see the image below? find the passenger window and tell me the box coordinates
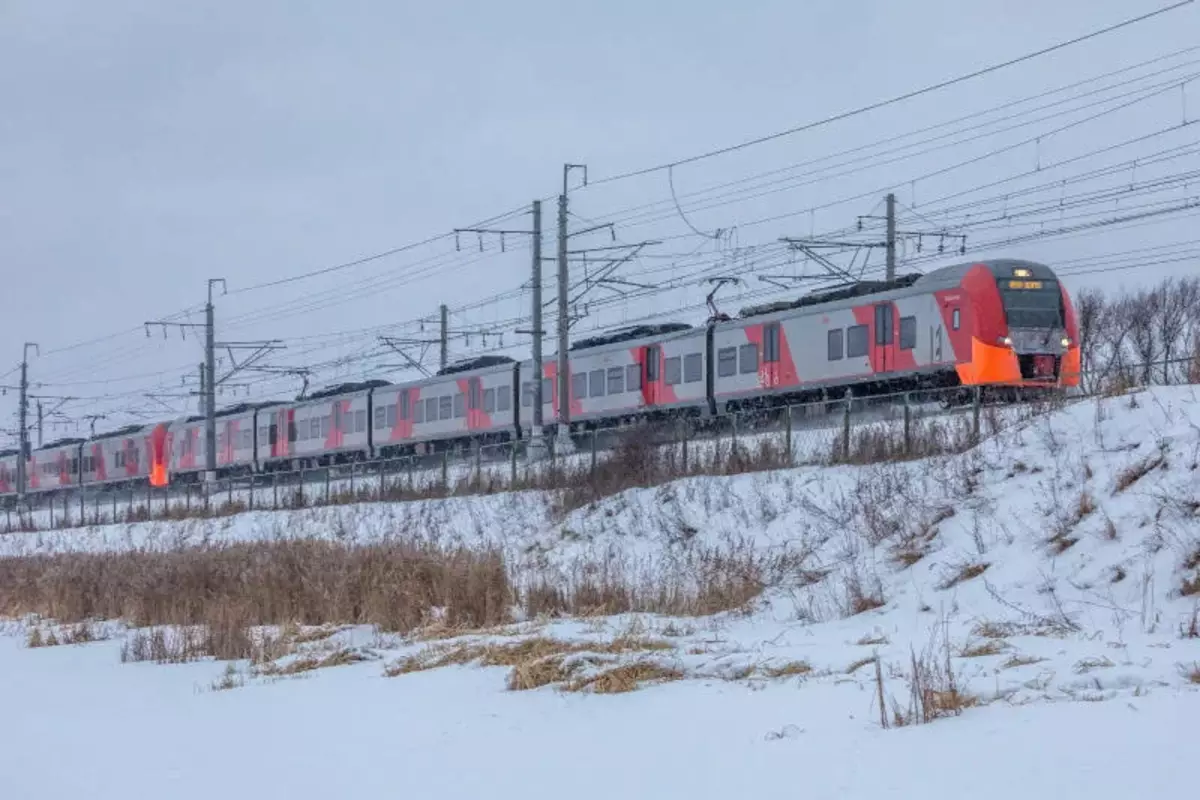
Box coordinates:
[439,396,452,420]
[664,356,682,385]
[607,367,624,395]
[739,343,758,375]
[572,372,588,401]
[453,394,465,418]
[386,404,397,427]
[683,353,703,383]
[847,325,869,358]
[626,364,641,391]
[414,399,424,423]
[356,409,367,432]
[646,346,660,381]
[375,407,386,429]
[521,381,532,408]
[589,369,605,397]
[717,347,737,378]
[427,397,438,422]
[827,329,844,361]
[484,388,496,413]
[899,316,917,350]
[496,385,510,412]
[399,393,410,420]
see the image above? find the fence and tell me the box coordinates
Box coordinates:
[2,358,1196,534]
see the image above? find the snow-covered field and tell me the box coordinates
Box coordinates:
[2,386,1198,799]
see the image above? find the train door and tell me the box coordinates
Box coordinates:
[873,303,894,373]
[645,345,661,406]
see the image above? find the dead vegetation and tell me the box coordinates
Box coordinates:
[383,632,678,694]
[25,622,108,648]
[877,623,980,729]
[937,561,990,591]
[761,660,813,678]
[564,661,684,694]
[1114,452,1166,494]
[1000,653,1047,669]
[1183,663,1200,684]
[960,639,1008,658]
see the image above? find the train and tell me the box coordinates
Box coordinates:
[0,258,1080,498]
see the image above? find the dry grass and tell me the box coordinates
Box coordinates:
[0,540,511,638]
[762,660,813,678]
[1182,608,1199,639]
[971,618,1075,639]
[846,655,876,674]
[257,647,372,677]
[563,661,684,694]
[960,639,1008,658]
[937,561,990,591]
[1000,653,1047,669]
[1183,663,1200,684]
[26,622,108,648]
[384,634,676,693]
[882,633,980,728]
[1114,453,1165,494]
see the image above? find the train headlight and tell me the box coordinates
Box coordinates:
[1061,337,1071,348]
[998,336,1013,348]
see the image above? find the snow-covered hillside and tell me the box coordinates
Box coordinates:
[2,386,1198,799]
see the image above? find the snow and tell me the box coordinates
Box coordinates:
[1,385,1199,798]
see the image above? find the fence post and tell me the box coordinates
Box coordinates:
[590,430,597,477]
[273,474,279,510]
[972,385,982,443]
[298,470,305,507]
[349,462,356,497]
[441,451,449,493]
[324,468,331,504]
[784,405,793,465]
[510,444,518,486]
[49,496,54,529]
[474,441,482,487]
[903,392,912,456]
[842,390,853,460]
[681,422,689,473]
[248,477,255,511]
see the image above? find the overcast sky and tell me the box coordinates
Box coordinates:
[2,0,1197,440]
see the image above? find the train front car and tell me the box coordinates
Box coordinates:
[954,259,1080,390]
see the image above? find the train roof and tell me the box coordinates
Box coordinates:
[437,355,516,376]
[305,379,391,400]
[0,448,18,458]
[570,323,693,351]
[40,437,86,450]
[918,258,1057,284]
[739,274,923,318]
[184,401,282,423]
[91,424,148,442]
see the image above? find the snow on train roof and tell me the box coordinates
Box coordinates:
[569,323,693,351]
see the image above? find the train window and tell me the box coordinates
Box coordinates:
[321,416,330,438]
[375,407,386,429]
[828,329,844,361]
[952,308,961,330]
[441,395,453,420]
[259,426,269,446]
[496,385,511,412]
[626,364,641,392]
[426,397,438,422]
[664,356,682,385]
[739,343,758,375]
[899,316,917,350]
[343,411,355,432]
[355,409,367,433]
[764,323,781,363]
[717,347,737,377]
[414,399,425,423]
[289,422,297,443]
[269,424,278,446]
[521,381,532,407]
[607,367,624,395]
[684,353,703,383]
[572,372,588,401]
[541,378,552,404]
[847,325,869,358]
[310,419,321,439]
[484,388,496,413]
[452,394,465,419]
[646,346,660,381]
[399,392,411,421]
[589,369,605,397]
[386,404,397,427]
[243,429,253,449]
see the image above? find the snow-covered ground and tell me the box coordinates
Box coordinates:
[2,386,1198,798]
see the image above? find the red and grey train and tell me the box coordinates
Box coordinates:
[0,258,1079,498]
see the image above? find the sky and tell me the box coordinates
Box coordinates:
[2,0,1198,441]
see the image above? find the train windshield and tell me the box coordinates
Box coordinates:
[998,278,1063,329]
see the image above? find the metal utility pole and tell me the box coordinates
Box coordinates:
[439,304,449,372]
[885,192,897,282]
[557,164,587,450]
[530,200,544,441]
[16,343,36,497]
[204,278,225,482]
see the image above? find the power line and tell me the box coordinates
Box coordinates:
[590,0,1195,185]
